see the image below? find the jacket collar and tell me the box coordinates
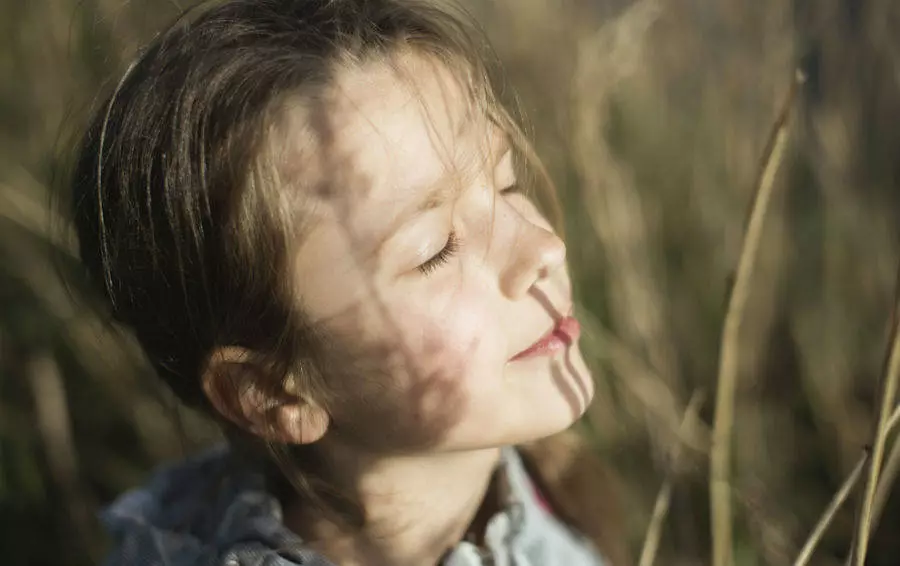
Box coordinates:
[101,446,552,566]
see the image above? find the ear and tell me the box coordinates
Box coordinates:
[201,346,330,445]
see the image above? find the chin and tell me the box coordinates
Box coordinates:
[507,393,596,448]
[444,409,582,453]
[441,353,596,451]
[539,395,593,436]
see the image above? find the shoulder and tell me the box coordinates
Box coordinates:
[100,445,321,566]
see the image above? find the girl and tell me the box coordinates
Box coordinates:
[70,0,629,564]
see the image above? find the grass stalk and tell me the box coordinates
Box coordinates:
[794,456,866,566]
[870,428,900,532]
[848,262,900,566]
[710,70,804,566]
[639,390,705,566]
[795,404,900,566]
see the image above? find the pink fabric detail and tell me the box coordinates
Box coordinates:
[531,482,553,514]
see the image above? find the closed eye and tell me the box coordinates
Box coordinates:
[417,231,461,275]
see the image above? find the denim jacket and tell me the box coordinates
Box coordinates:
[101,446,606,566]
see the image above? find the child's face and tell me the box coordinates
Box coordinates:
[280,51,594,453]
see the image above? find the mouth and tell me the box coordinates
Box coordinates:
[510,315,581,362]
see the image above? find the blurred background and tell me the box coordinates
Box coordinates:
[3,0,900,564]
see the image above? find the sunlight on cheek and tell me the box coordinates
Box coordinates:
[417,279,491,341]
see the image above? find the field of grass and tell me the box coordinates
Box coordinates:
[3,0,900,564]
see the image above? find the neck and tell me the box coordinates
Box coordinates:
[281,444,504,566]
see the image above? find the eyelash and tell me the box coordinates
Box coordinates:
[417,231,461,275]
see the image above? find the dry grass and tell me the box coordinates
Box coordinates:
[707,68,802,566]
[4,0,900,565]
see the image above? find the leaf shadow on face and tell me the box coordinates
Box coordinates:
[530,284,591,419]
[262,94,491,539]
[559,348,592,419]
[264,81,593,547]
[301,82,594,447]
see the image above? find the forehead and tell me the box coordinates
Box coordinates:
[273,51,498,233]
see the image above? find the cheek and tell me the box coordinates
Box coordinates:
[325,279,499,368]
[323,278,507,448]
[393,283,504,390]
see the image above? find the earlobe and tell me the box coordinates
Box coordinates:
[277,402,331,445]
[201,347,330,445]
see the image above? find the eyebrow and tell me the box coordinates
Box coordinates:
[402,104,477,215]
[416,177,459,214]
[410,132,510,215]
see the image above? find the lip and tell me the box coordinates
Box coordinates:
[510,315,581,362]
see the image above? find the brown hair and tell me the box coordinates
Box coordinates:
[69,0,628,562]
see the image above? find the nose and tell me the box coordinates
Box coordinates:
[499,221,567,299]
